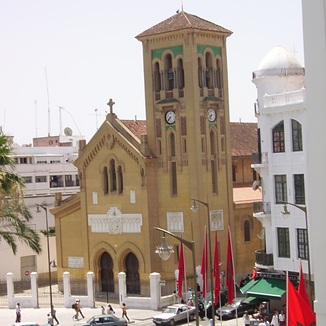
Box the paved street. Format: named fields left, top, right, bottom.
left=1, top=303, right=249, bottom=326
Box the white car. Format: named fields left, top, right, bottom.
left=153, top=304, right=196, bottom=326
left=13, top=323, right=45, bottom=326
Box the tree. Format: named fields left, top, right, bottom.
left=0, top=134, right=41, bottom=254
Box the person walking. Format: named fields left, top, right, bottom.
left=51, top=305, right=59, bottom=325
left=122, top=302, right=130, bottom=322
left=47, top=313, right=54, bottom=326
left=271, top=310, right=279, bottom=326
left=73, top=299, right=85, bottom=320
left=172, top=290, right=177, bottom=304
left=15, top=302, right=21, bottom=323
left=243, top=311, right=250, bottom=326
left=278, top=311, right=285, bottom=326
left=108, top=304, right=115, bottom=315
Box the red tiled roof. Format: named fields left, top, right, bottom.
left=136, top=11, right=232, bottom=39
left=121, top=120, right=257, bottom=156
left=230, top=122, right=258, bottom=157
left=120, top=120, right=147, bottom=140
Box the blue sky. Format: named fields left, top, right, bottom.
left=0, top=0, right=304, bottom=145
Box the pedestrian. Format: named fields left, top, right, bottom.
left=187, top=297, right=194, bottom=306
left=198, top=301, right=205, bottom=320
left=51, top=305, right=59, bottom=325
left=271, top=310, right=279, bottom=326
left=47, top=313, right=54, bottom=326
left=187, top=288, right=192, bottom=301
left=108, top=304, right=115, bottom=315
left=122, top=302, right=130, bottom=322
left=278, top=311, right=285, bottom=326
left=172, top=290, right=177, bottom=304
left=243, top=310, right=250, bottom=326
left=73, top=299, right=85, bottom=320
left=15, top=302, right=21, bottom=323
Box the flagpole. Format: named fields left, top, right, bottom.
left=228, top=226, right=238, bottom=326
left=182, top=239, right=191, bottom=326
left=286, top=271, right=288, bottom=326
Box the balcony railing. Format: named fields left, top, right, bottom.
left=255, top=249, right=274, bottom=267
left=253, top=201, right=271, bottom=214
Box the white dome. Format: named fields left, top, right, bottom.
left=257, top=46, right=303, bottom=70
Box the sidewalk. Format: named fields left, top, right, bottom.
left=1, top=304, right=247, bottom=326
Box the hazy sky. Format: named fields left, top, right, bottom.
left=0, top=0, right=304, bottom=145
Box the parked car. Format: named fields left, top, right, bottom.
left=153, top=303, right=196, bottom=326
left=75, top=314, right=128, bottom=326
left=216, top=298, right=258, bottom=319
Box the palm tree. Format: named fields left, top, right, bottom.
left=0, top=134, right=41, bottom=254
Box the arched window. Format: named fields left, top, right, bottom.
left=170, top=133, right=176, bottom=157
left=117, top=165, right=123, bottom=194
left=216, top=58, right=222, bottom=89
left=164, top=54, right=174, bottom=91
left=154, top=62, right=161, bottom=92
left=103, top=167, right=108, bottom=195
left=244, top=220, right=250, bottom=242
left=292, top=119, right=303, bottom=151
left=109, top=159, right=117, bottom=192
left=210, top=130, right=216, bottom=155
left=272, top=121, right=285, bottom=153
left=205, top=52, right=213, bottom=88
left=177, top=58, right=184, bottom=89
left=198, top=57, right=203, bottom=88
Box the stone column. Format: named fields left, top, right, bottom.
left=31, top=272, right=39, bottom=308
left=63, top=271, right=71, bottom=308
left=6, top=272, right=15, bottom=309
left=118, top=272, right=126, bottom=305
left=150, top=272, right=161, bottom=310
left=87, top=271, right=95, bottom=308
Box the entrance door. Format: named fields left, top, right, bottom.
left=100, top=252, right=114, bottom=292
left=125, top=252, right=140, bottom=294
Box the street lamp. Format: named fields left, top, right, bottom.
left=190, top=198, right=215, bottom=326
left=154, top=227, right=199, bottom=326
left=281, top=201, right=313, bottom=307
left=36, top=204, right=54, bottom=319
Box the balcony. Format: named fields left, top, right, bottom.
left=253, top=201, right=271, bottom=223
left=252, top=152, right=268, bottom=165
left=255, top=249, right=274, bottom=270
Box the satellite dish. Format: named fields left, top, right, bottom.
left=64, top=127, right=73, bottom=136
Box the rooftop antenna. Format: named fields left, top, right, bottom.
left=58, top=106, right=63, bottom=135
left=60, top=106, right=82, bottom=135
left=44, top=67, right=51, bottom=136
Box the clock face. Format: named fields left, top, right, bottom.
left=207, top=108, right=216, bottom=122
left=165, top=110, right=176, bottom=124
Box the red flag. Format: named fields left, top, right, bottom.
left=177, top=242, right=185, bottom=298
left=252, top=269, right=257, bottom=281
left=200, top=228, right=208, bottom=298
left=298, top=259, right=311, bottom=308
left=226, top=227, right=235, bottom=304
left=287, top=277, right=315, bottom=326
left=213, top=232, right=220, bottom=306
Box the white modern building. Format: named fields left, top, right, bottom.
left=302, top=0, right=326, bottom=323
left=0, top=136, right=81, bottom=281
left=251, top=47, right=309, bottom=277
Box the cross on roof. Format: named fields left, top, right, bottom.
left=107, top=99, right=115, bottom=115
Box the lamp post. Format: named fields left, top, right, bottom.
left=36, top=204, right=54, bottom=318
left=154, top=227, right=199, bottom=326
left=190, top=198, right=215, bottom=326
left=281, top=201, right=313, bottom=307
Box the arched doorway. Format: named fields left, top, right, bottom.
left=125, top=252, right=140, bottom=294
left=100, top=252, right=114, bottom=292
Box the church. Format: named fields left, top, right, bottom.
left=51, top=11, right=238, bottom=296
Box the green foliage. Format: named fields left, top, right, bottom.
left=0, top=134, right=42, bottom=255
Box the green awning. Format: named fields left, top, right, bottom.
left=242, top=278, right=286, bottom=301
left=240, top=279, right=260, bottom=294
left=242, top=296, right=259, bottom=304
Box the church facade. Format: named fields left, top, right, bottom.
left=51, top=11, right=236, bottom=296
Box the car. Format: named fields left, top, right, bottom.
left=153, top=303, right=196, bottom=326
left=216, top=298, right=258, bottom=320
left=75, top=314, right=128, bottom=326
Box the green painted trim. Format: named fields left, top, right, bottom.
left=197, top=45, right=221, bottom=57
left=165, top=125, right=176, bottom=132
left=152, top=46, right=183, bottom=60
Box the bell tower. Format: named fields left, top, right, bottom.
left=136, top=11, right=234, bottom=269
